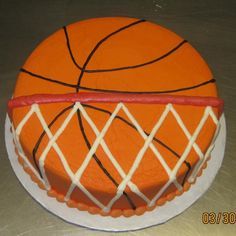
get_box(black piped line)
[63,23,187,74]
[77,78,216,94]
[20,68,77,88]
[20,68,216,94]
[181,162,191,186]
[63,26,83,70]
[32,104,74,177]
[82,103,191,186]
[83,40,188,73]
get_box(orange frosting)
[10,17,220,217]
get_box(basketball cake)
[8,17,223,217]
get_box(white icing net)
[12,102,220,212]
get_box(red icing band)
[8,93,224,118]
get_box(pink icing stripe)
[8,93,224,117]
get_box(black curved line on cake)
[63,23,187,73]
[63,19,145,72]
[76,79,216,94]
[84,40,188,73]
[74,19,147,210]
[20,68,216,94]
[63,26,83,71]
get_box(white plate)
[5,115,226,232]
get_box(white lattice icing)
[65,103,150,204]
[12,102,219,212]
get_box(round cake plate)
[5,114,226,232]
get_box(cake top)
[14,17,217,98]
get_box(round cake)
[8,17,223,217]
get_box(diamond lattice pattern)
[13,102,219,212]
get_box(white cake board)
[5,114,226,232]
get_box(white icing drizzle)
[12,102,220,213]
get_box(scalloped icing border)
[11,126,211,218]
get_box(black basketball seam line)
[20,68,76,88]
[76,79,216,94]
[85,40,188,73]
[74,19,147,210]
[20,68,216,94]
[63,24,188,73]
[63,19,146,73]
[63,26,83,71]
[84,40,188,73]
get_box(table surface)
[0,1,235,235]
